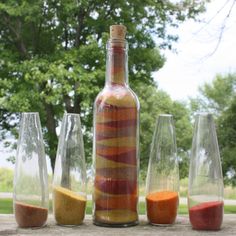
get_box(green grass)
[0,198,13,214]
[224,205,236,214]
[1,198,236,215]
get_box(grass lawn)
[1,198,236,215]
[0,198,13,214]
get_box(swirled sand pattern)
[94,87,138,225]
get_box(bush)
[0,168,13,192]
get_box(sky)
[154,0,236,101]
[1,0,236,170]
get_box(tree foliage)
[190,73,236,115]
[191,73,236,185]
[136,83,192,180]
[0,0,208,171]
[218,97,236,185]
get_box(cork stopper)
[110,25,126,40]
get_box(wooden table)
[0,214,235,236]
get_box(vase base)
[93,220,139,228]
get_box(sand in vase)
[146,191,179,225]
[14,202,48,228]
[53,186,86,225]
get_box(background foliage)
[191,73,236,185]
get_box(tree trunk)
[73,81,81,113]
[44,103,57,172]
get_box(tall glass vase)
[93,25,139,227]
[53,113,87,226]
[145,114,179,225]
[13,112,49,228]
[188,113,224,230]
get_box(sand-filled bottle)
[93,25,139,227]
[188,113,224,230]
[13,112,49,228]
[145,114,179,225]
[53,113,87,226]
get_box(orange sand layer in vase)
[146,191,179,225]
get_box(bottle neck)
[105,39,128,86]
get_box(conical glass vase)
[52,113,87,226]
[145,114,179,225]
[13,112,49,228]
[188,113,224,230]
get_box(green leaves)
[191,74,236,115]
[135,83,192,178]
[192,73,236,186]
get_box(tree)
[0,0,208,171]
[136,83,192,180]
[190,73,236,185]
[218,96,236,185]
[190,73,236,115]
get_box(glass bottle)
[93,25,139,227]
[145,114,179,225]
[13,112,49,228]
[53,113,87,226]
[188,113,224,230]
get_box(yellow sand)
[95,209,138,224]
[100,92,136,107]
[96,155,134,169]
[53,186,86,225]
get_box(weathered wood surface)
[0,214,235,236]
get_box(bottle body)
[13,112,49,228]
[145,114,179,225]
[188,113,224,230]
[93,26,139,226]
[93,85,139,226]
[52,113,87,226]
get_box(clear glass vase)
[53,113,87,226]
[93,25,139,227]
[13,112,49,228]
[188,113,224,230]
[145,114,179,225]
